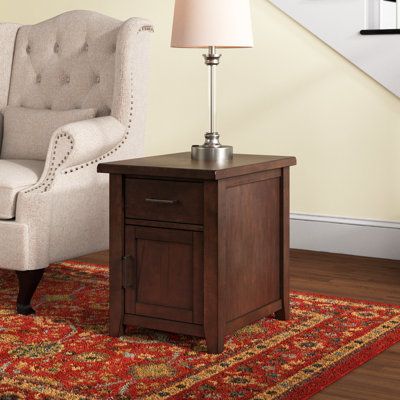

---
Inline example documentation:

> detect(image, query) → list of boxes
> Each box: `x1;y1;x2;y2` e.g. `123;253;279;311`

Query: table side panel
221;169;282;323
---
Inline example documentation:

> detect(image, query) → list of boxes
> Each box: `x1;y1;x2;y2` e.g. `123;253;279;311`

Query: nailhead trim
24;132;74;194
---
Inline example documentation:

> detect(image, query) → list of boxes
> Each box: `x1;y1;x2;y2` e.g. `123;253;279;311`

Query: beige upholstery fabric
0;23;20;113
0;23;20;155
0;220;29;270
0;159;44;219
0;112;3;154
2;106;96;160
8;11;122;116
17;116;125;269
111;19;153;158
0;11;153;271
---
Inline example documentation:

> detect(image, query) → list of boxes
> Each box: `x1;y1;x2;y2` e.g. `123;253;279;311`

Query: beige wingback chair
0;10;153;314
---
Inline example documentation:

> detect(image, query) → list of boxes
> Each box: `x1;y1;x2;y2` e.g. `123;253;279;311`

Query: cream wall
1;0;399;222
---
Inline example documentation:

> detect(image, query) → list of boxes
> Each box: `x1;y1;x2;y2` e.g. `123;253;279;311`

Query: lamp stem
203;47;221;147
209;46;217;134
191;47;233;161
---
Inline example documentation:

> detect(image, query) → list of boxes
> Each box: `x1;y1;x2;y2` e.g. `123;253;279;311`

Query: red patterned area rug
0;261;399;400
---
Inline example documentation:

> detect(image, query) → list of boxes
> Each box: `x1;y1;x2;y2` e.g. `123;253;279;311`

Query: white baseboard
290;213;400;260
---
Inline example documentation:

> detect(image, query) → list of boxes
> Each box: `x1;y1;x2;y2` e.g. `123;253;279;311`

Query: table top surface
98;152;296;181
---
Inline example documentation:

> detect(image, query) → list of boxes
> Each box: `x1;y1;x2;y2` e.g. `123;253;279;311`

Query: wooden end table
98;152;296;353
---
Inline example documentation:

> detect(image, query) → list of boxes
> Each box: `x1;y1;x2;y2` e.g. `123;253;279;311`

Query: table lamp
171;0;254;161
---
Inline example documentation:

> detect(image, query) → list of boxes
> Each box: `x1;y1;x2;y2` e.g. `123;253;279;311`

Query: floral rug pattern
0;261;399;399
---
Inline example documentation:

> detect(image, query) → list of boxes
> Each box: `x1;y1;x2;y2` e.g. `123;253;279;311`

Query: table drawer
125;178;203;224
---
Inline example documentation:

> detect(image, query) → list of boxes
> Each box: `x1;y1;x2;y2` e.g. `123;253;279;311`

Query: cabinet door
124;226;203;324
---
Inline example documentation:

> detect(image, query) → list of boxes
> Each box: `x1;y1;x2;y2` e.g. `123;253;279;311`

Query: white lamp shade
171;0;254;48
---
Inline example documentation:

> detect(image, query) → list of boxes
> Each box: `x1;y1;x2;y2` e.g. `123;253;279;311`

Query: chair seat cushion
0;159;44;219
1;106;96;161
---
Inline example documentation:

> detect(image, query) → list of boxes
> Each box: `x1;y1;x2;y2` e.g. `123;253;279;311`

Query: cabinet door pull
145;198;178;205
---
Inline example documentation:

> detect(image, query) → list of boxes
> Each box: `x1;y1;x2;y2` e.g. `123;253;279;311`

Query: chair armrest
49;116;126;171
22;116;125;195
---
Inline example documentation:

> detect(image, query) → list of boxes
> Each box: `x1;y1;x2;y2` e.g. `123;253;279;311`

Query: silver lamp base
191;144;233;162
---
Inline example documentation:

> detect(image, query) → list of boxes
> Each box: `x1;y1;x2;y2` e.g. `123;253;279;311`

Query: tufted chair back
2;10;153;159
8;10;152;138
8;11;122;116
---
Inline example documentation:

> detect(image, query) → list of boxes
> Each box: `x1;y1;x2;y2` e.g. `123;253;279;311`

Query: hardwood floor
76;249;400;400
291;250;400;400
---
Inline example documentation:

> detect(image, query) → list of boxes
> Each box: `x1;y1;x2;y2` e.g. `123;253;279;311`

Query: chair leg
16;269;45;315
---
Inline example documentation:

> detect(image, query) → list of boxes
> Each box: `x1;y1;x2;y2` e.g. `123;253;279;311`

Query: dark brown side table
98;152;296;353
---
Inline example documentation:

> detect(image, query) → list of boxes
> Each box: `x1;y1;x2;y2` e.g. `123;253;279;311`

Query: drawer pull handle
145;198;178;205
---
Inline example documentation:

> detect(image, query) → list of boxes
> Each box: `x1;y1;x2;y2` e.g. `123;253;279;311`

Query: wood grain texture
222;173;281;322
98;152;296;181
101;154;294;354
108;175;125;337
192;232;204;325
123;314;204;337
124;226;137;316
79;249;400;399
276;166;290;321
226;300;282;335
291;250;400;400
125;178;203;224
203;180;225;353
125;218;203;232
124;226;199;324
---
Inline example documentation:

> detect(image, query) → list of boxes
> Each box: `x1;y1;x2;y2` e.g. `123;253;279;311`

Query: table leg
204;181;225;354
205;326;225;354
276;167;290;322
109;174;125;337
